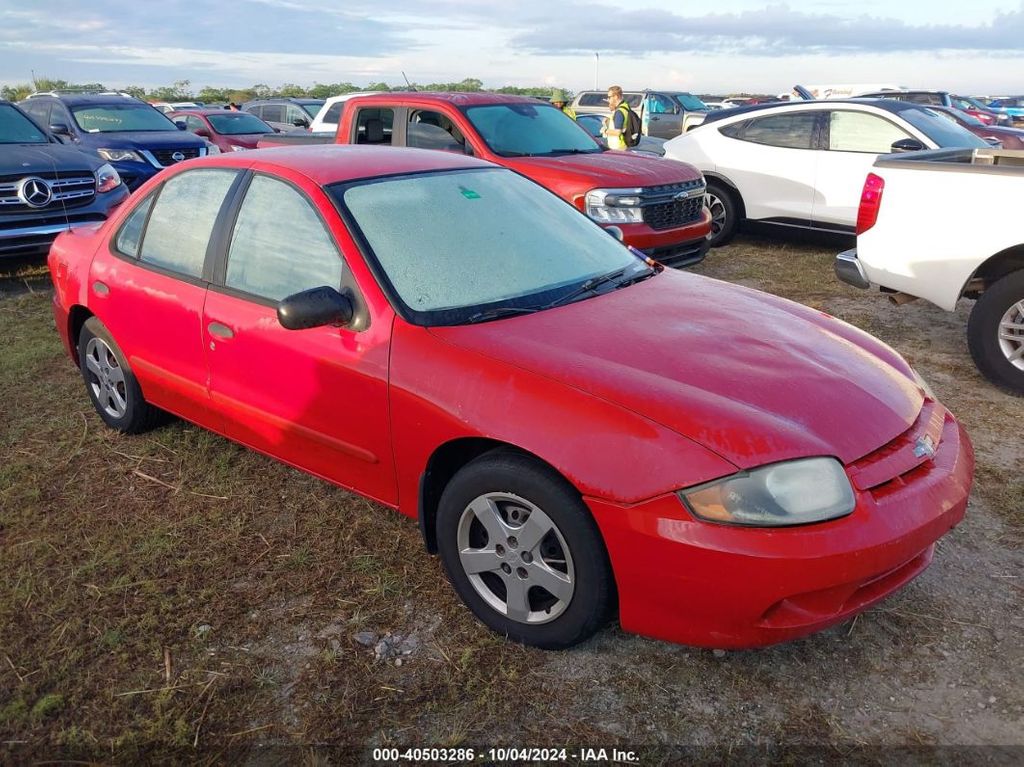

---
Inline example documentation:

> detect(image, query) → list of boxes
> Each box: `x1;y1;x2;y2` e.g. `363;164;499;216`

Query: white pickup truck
836;147;1024;394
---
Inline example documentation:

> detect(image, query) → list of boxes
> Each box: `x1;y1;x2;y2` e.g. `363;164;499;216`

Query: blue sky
1;1;1023;94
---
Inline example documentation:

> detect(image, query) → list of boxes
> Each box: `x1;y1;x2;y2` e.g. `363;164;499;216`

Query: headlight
230;144;247;152
97;148;144;163
911;368;935;400
679;457;856;527
95;163;121;193
585;188;644;224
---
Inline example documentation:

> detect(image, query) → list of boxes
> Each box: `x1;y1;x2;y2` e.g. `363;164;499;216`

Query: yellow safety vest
607;103;629;150
562;105;577;120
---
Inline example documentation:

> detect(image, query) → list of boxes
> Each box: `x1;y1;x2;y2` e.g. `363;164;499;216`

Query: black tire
705;180;739;247
967;271;1024;395
78;317;164;433
436;450;615;650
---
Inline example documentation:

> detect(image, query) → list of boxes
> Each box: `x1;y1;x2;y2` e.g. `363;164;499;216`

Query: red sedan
48;146;974;650
168;108;275;152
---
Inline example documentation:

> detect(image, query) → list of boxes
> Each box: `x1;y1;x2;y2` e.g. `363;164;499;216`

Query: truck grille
640;180;706;231
0;173;96;212
150;148;202;167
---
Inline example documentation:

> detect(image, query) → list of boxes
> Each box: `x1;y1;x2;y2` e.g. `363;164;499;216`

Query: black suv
19;92;209;190
0;100;128;259
242;98;324;132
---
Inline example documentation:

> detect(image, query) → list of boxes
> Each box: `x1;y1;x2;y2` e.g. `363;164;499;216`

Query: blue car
18;92;211;190
987;96;1024;125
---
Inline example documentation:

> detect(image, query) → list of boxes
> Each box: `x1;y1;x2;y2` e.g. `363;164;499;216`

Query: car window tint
741;113;817;149
286;105;308;125
354;108;393;145
719;120;749;139
829;111;910;153
262;105;284;123
322;101;344;125
225;175;342;301
578;93;607;107
21;99;51;126
139;169;237;278
114;194;154;258
647;94;674;114
407;110;466;152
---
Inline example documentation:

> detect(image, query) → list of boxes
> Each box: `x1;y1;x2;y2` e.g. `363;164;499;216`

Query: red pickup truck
259;92;712;266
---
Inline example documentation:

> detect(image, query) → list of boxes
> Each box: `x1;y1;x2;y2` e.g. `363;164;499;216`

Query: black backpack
619;103;642;147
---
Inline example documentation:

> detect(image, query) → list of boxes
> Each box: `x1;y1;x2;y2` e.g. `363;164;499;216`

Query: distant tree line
1;76;572;103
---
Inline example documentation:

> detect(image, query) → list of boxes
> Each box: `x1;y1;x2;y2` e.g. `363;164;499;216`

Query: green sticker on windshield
459;185;481;200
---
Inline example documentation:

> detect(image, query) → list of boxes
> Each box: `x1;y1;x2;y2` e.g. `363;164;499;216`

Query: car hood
224;134;269;149
429;270;922;469
501;151;701;187
76;130;207;149
0;142;102;175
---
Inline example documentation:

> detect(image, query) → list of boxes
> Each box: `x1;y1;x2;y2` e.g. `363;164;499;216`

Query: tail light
856;173;884;235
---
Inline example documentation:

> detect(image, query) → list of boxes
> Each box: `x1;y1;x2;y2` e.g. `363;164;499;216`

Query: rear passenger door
202;172;397;503
350;106;398;145
716;110;821;225
88;168;242;428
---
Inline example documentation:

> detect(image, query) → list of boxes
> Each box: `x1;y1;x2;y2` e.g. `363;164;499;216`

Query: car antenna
402;71;417;92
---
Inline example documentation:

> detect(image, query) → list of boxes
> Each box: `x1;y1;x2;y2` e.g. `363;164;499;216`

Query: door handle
207;322;234;339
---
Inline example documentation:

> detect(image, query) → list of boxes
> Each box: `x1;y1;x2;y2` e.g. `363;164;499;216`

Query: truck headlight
97;148;144;163
679;457;856;527
95;163;122;193
585;188;644;224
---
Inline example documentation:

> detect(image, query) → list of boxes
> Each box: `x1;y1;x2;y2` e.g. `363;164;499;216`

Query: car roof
169;109;258;117
349;91;553;107
28;93;145;106
188;145;495;186
700;98;923;125
244;97;323;104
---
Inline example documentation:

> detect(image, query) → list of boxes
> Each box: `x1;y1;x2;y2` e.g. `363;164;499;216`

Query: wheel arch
67;305;95;364
703;171;746;218
964;245;1024;298
418;437;574;554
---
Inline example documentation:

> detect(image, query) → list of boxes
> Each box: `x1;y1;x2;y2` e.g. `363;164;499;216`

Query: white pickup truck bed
836;147;1024;393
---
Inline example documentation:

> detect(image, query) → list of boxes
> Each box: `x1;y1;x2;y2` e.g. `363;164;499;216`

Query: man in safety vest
600;85;629;150
550;89;576;120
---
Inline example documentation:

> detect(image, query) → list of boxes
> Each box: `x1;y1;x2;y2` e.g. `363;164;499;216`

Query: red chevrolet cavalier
48;146;973;650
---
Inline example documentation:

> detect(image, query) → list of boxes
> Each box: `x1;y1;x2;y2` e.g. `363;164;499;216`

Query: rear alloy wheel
78;317;164;433
967;270;1024;394
436;450;614;649
704;181;739;247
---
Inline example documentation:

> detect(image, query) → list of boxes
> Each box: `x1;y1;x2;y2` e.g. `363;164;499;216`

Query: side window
828;111;911;153
50;103;73;130
741;112;818;149
286;105;308;126
21;99;51;127
139;170;237;278
262;105;285;123
719;120;749;139
578;93;607;107
354;107;394;145
114;195;155;258
246;105;262;119
624;94;643;108
407;110;466;152
647;94;675;114
225;175;342;302
185;115;206;132
321;101;344;126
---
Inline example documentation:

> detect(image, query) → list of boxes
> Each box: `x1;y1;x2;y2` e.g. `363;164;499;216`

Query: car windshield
904;108;989;148
72;103;178;132
674;93;709;111
464;103;602;157
300;101;324;117
208;113;273;135
0;104;48;144
334;168;645;325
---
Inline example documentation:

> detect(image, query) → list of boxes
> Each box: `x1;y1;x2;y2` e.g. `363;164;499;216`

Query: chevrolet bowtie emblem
913;435;936;459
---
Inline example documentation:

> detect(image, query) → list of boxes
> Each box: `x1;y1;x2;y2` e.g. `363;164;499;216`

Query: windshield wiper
543;269;630;310
547;148;596;155
464;306;540;324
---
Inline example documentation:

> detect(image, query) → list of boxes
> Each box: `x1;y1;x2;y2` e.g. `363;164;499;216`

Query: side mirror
604;225;625;241
293;118;309;128
890;138;926;153
49;123;70;136
196;128;211;138
984;136;1002;147
278;286;354;330
175;121;188;131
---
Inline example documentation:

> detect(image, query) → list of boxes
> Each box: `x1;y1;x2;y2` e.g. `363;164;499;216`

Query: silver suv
569;90;710;138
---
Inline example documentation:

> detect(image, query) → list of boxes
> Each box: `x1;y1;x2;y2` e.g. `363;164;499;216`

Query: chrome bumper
835;248;870;289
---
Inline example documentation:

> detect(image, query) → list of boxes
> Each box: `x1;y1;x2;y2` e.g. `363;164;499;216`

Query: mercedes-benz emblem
18;177;53;208
171;151;186;163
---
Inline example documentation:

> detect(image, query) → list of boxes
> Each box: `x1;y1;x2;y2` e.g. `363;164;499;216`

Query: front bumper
619;207;713;268
835;248;870;289
586;411;973;649
0;185;128;258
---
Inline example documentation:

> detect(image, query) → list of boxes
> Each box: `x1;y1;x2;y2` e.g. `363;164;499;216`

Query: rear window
577;93;608;107
724;112;818;149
